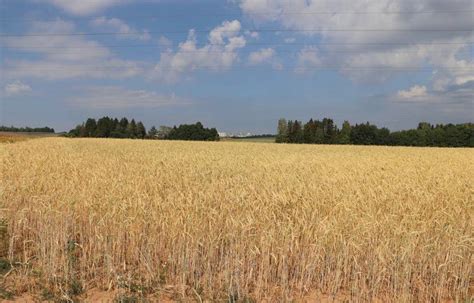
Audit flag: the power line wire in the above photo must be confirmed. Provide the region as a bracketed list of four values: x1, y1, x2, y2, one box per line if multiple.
[1, 28, 473, 37]
[1, 9, 473, 22]
[4, 66, 473, 71]
[4, 48, 472, 55]
[2, 42, 471, 50]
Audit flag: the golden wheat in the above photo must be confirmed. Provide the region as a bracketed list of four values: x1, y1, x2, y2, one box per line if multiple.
[1, 138, 473, 302]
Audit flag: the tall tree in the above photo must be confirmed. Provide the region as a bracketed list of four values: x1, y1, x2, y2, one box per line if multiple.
[276, 118, 288, 143]
[274, 118, 473, 147]
[338, 120, 351, 144]
[96, 117, 113, 138]
[119, 118, 129, 132]
[288, 120, 303, 143]
[84, 118, 97, 137]
[147, 126, 158, 139]
[127, 119, 137, 138]
[303, 119, 316, 143]
[165, 122, 220, 141]
[136, 122, 146, 139]
[322, 118, 336, 143]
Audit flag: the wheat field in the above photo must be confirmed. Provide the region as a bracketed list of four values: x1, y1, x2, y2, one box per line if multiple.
[1, 138, 473, 302]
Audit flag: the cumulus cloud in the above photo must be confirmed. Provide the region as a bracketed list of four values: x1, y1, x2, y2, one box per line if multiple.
[3, 20, 142, 80]
[70, 86, 191, 109]
[40, 0, 127, 16]
[391, 82, 473, 110]
[4, 81, 32, 96]
[152, 20, 246, 82]
[91, 17, 150, 41]
[248, 48, 275, 65]
[397, 85, 428, 100]
[238, 0, 474, 103]
[208, 20, 242, 45]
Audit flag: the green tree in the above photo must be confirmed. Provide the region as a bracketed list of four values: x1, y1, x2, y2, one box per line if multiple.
[84, 118, 97, 137]
[166, 122, 220, 141]
[157, 126, 172, 139]
[136, 122, 146, 139]
[147, 126, 158, 139]
[322, 118, 337, 143]
[288, 120, 303, 143]
[119, 118, 128, 132]
[276, 118, 288, 143]
[95, 117, 113, 138]
[303, 119, 316, 143]
[350, 122, 378, 145]
[127, 119, 137, 138]
[338, 120, 351, 144]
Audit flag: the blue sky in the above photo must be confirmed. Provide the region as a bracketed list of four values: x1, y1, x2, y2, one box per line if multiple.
[1, 0, 473, 133]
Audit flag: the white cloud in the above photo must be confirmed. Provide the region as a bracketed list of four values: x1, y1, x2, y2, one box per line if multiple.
[152, 20, 246, 83]
[284, 37, 295, 43]
[209, 20, 242, 45]
[248, 48, 275, 65]
[239, 0, 474, 101]
[391, 81, 474, 108]
[4, 81, 32, 96]
[296, 46, 322, 72]
[91, 17, 150, 41]
[238, 1, 473, 75]
[41, 0, 127, 16]
[397, 85, 428, 100]
[70, 86, 191, 109]
[3, 20, 142, 80]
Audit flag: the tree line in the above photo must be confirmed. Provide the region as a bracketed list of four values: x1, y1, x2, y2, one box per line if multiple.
[68, 117, 219, 141]
[276, 118, 473, 147]
[0, 125, 55, 133]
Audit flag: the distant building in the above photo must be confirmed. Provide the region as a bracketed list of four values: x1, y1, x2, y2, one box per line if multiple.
[219, 132, 255, 138]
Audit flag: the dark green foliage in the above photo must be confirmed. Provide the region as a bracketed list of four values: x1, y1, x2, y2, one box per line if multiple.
[287, 120, 304, 143]
[282, 118, 338, 144]
[0, 125, 54, 133]
[127, 119, 137, 138]
[391, 123, 473, 147]
[0, 258, 11, 275]
[68, 118, 219, 142]
[147, 126, 158, 139]
[276, 118, 473, 147]
[338, 120, 351, 144]
[165, 122, 219, 141]
[68, 117, 147, 140]
[84, 118, 97, 137]
[350, 122, 379, 145]
[322, 118, 337, 143]
[136, 122, 146, 139]
[276, 118, 288, 143]
[303, 119, 316, 143]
